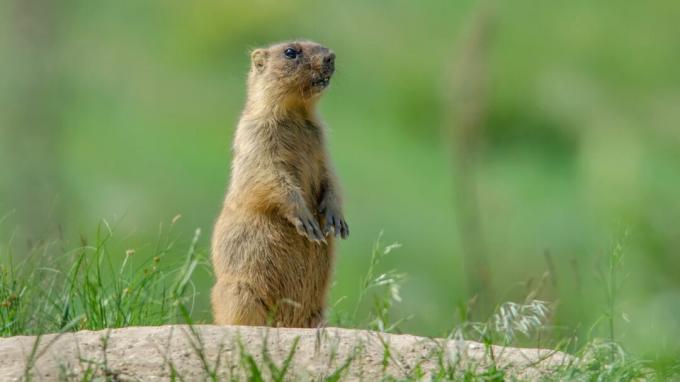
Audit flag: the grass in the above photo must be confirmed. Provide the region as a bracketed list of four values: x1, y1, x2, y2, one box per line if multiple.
[0, 218, 203, 336]
[1, 222, 677, 381]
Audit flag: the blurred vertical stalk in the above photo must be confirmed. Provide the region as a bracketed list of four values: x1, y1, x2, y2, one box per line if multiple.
[445, 3, 496, 314]
[1, 0, 68, 240]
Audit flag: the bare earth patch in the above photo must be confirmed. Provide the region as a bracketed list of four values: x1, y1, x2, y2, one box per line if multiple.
[0, 325, 572, 381]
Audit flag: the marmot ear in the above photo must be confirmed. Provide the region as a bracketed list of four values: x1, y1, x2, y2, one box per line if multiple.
[250, 49, 268, 72]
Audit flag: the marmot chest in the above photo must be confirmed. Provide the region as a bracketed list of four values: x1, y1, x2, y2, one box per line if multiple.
[275, 124, 325, 199]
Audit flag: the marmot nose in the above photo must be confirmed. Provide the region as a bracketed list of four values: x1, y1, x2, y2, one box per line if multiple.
[323, 52, 335, 66]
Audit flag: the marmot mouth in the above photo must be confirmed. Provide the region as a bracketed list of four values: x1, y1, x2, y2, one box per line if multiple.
[312, 76, 331, 88]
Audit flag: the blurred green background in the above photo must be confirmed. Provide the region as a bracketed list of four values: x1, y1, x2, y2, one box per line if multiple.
[1, 0, 679, 365]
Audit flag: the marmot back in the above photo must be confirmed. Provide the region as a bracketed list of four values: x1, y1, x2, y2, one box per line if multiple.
[211, 40, 349, 328]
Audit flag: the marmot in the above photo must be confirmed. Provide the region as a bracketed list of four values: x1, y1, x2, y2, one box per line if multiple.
[211, 40, 349, 328]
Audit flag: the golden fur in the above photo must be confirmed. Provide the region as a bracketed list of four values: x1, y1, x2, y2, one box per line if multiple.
[211, 41, 348, 327]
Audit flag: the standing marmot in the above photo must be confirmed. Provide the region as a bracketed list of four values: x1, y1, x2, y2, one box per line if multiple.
[211, 40, 349, 327]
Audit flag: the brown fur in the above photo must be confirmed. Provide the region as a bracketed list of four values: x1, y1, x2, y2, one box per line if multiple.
[211, 41, 348, 328]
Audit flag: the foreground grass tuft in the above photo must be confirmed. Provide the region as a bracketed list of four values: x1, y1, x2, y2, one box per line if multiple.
[0, 219, 203, 336]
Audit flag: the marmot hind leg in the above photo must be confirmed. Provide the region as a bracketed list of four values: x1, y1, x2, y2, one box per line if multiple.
[306, 307, 326, 328]
[211, 279, 270, 326]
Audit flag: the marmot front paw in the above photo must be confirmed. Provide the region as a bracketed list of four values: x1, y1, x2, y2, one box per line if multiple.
[320, 206, 349, 239]
[288, 210, 325, 243]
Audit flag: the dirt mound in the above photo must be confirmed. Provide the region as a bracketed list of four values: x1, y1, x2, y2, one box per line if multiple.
[0, 325, 571, 381]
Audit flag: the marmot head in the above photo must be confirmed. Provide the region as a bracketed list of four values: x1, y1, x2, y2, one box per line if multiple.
[248, 40, 336, 102]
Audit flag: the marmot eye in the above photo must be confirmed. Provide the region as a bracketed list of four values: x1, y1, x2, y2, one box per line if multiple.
[284, 48, 298, 59]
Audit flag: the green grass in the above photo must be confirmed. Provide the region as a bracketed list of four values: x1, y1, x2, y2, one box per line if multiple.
[0, 218, 204, 336]
[1, 223, 676, 381]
